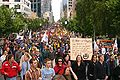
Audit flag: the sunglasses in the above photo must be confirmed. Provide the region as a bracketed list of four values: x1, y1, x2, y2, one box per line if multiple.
[58, 61, 62, 62]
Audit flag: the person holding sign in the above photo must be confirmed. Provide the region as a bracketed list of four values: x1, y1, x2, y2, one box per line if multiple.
[72, 55, 86, 80]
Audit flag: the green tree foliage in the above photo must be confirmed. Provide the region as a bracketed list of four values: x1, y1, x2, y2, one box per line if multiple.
[65, 0, 120, 37]
[106, 0, 120, 36]
[0, 5, 12, 36]
[0, 6, 25, 36]
[27, 18, 46, 31]
[0, 5, 47, 37]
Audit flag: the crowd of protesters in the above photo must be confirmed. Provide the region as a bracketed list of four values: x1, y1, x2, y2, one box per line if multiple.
[0, 25, 120, 80]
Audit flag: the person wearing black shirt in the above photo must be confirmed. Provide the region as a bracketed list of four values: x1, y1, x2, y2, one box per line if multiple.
[95, 54, 108, 80]
[87, 55, 98, 80]
[72, 55, 86, 80]
[112, 60, 120, 80]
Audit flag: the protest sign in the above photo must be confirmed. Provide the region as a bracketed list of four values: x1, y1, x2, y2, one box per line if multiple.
[70, 38, 93, 60]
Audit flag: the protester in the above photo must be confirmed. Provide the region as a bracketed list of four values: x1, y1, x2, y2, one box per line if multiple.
[15, 46, 23, 64]
[112, 60, 120, 80]
[72, 55, 86, 80]
[63, 54, 71, 67]
[0, 51, 8, 63]
[115, 53, 120, 66]
[41, 58, 55, 80]
[25, 58, 42, 80]
[63, 66, 78, 80]
[54, 57, 66, 75]
[48, 47, 56, 67]
[87, 54, 98, 80]
[0, 54, 21, 80]
[106, 54, 116, 80]
[21, 53, 30, 80]
[52, 75, 66, 80]
[95, 54, 108, 80]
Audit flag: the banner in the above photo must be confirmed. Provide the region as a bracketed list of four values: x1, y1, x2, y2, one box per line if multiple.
[70, 38, 93, 60]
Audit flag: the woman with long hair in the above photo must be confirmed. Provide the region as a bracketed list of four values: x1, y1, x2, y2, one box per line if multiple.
[87, 54, 98, 80]
[63, 54, 71, 67]
[72, 55, 86, 80]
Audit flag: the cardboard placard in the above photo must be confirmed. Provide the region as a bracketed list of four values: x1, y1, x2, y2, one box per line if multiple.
[70, 38, 93, 60]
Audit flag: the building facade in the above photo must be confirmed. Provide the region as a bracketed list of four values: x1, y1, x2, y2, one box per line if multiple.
[0, 0, 31, 16]
[67, 0, 76, 19]
[41, 0, 53, 23]
[30, 0, 41, 17]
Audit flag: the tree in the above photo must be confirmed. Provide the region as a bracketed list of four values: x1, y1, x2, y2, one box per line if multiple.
[12, 14, 26, 32]
[106, 0, 120, 37]
[76, 0, 95, 37]
[27, 18, 46, 31]
[0, 5, 13, 36]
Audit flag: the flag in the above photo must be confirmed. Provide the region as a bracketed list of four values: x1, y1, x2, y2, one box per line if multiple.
[29, 30, 32, 39]
[13, 33, 23, 40]
[113, 38, 118, 51]
[94, 40, 99, 50]
[41, 31, 48, 43]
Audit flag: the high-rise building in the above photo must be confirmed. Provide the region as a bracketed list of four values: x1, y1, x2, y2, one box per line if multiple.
[41, 0, 52, 16]
[41, 0, 53, 23]
[30, 0, 41, 17]
[67, 0, 76, 19]
[63, 0, 67, 18]
[0, 0, 31, 16]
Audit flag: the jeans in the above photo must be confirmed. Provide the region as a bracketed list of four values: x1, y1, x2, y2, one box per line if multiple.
[6, 77, 16, 80]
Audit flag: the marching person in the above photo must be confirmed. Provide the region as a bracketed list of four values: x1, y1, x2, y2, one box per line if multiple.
[0, 54, 21, 80]
[72, 55, 86, 80]
[87, 54, 98, 80]
[112, 60, 120, 80]
[21, 53, 30, 80]
[95, 54, 108, 80]
[41, 58, 55, 80]
[54, 57, 66, 75]
[106, 54, 116, 80]
[63, 66, 78, 80]
[25, 58, 42, 80]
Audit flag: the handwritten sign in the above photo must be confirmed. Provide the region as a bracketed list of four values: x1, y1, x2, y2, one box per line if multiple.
[70, 38, 93, 60]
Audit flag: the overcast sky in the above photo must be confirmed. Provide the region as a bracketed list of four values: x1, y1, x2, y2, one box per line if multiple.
[52, 0, 60, 22]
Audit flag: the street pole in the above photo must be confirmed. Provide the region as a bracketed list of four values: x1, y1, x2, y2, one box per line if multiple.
[93, 25, 95, 41]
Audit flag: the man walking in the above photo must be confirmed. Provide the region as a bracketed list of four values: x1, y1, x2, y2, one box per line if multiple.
[0, 54, 21, 80]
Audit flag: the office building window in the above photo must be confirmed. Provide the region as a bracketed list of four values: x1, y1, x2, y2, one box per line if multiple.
[14, 4, 20, 9]
[34, 9, 36, 12]
[3, 0, 9, 2]
[31, 4, 33, 9]
[69, 2, 72, 4]
[34, 0, 36, 2]
[14, 0, 20, 2]
[34, 4, 36, 9]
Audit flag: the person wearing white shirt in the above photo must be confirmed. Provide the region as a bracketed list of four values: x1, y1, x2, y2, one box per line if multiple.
[0, 51, 8, 62]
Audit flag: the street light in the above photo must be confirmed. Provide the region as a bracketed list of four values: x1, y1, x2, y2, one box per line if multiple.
[40, 23, 42, 27]
[65, 20, 68, 25]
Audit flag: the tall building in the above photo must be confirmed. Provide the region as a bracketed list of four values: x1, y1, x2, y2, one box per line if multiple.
[0, 0, 31, 16]
[63, 0, 67, 18]
[67, 0, 76, 19]
[30, 0, 41, 17]
[60, 0, 65, 19]
[41, 0, 52, 16]
[41, 0, 53, 23]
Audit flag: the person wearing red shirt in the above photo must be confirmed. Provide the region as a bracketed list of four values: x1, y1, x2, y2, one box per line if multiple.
[54, 57, 66, 75]
[0, 54, 21, 80]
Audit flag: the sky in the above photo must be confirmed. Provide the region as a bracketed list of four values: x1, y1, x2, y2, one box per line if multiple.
[52, 0, 62, 22]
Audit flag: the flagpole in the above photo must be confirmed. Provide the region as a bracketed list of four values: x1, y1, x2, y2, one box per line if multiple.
[93, 25, 96, 54]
